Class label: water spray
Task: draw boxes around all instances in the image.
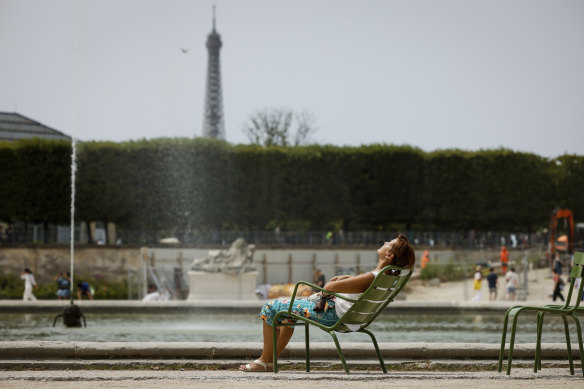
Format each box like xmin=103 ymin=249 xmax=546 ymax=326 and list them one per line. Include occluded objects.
xmin=54 ymin=0 xmax=85 ymax=327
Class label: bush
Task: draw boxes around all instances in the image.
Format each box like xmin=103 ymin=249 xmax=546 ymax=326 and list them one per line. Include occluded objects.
xmin=420 ymin=263 xmax=468 ymax=282
xmin=91 ymin=278 xmax=128 ymax=299
xmin=73 ymin=275 xmax=129 ymax=300
xmin=0 ymin=272 xmax=23 ymax=299
xmin=0 ymin=272 xmax=129 ymax=300
xmin=0 ymin=272 xmax=58 ymax=299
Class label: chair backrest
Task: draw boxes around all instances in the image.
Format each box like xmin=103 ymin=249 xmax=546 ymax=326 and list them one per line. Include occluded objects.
xmin=564 ymin=251 xmax=584 ymax=310
xmin=334 ymin=265 xmax=412 ymax=332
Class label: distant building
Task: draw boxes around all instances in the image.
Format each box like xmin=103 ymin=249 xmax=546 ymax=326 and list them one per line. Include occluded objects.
xmin=0 ymin=112 xmax=71 ymax=142
xmin=202 ymin=6 xmax=225 ymax=140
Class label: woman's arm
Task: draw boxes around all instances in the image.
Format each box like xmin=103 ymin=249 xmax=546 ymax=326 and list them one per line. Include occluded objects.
xmin=328 ymin=275 xmax=352 ymax=282
xmin=324 ymin=272 xmax=375 ymax=294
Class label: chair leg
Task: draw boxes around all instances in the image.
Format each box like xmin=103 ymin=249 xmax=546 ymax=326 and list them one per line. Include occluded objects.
xmin=272 ymin=322 xmax=279 ymax=373
xmin=535 ymin=311 xmax=545 ymax=372
xmin=498 ymin=311 xmax=511 ymax=373
xmin=363 ymin=329 xmax=387 ymax=373
xmin=568 ymin=314 xmax=584 ymax=377
xmin=561 ymin=315 xmax=574 ymax=375
xmin=329 ymin=331 xmax=350 ymax=374
xmin=534 ymin=312 xmax=540 ymax=373
xmin=506 ymin=313 xmax=521 ymax=375
xmin=305 ymin=324 xmax=310 ymax=372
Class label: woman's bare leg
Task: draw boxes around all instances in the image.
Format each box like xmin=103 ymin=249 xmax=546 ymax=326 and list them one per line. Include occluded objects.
xmin=259 ymin=320 xmax=294 ymax=363
xmin=240 ymin=321 xmax=294 ymax=370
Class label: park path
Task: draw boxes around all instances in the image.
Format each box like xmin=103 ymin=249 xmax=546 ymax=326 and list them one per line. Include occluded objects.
xmin=406 ymin=267 xmax=554 ymax=303
xmin=1 ymin=369 xmax=583 ymax=389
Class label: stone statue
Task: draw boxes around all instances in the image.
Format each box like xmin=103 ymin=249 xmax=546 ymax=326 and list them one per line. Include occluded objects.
xmin=190 ymin=238 xmax=256 ymax=275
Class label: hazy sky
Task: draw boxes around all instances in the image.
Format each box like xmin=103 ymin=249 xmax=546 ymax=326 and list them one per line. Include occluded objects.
xmin=1 ymin=0 xmax=583 ymax=157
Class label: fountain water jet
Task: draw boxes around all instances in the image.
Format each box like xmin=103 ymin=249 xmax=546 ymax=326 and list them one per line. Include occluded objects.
xmin=53 ymin=1 xmax=86 ymax=327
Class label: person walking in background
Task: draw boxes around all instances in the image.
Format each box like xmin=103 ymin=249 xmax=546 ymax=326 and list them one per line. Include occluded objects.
xmin=553 ymin=253 xmax=563 ymax=275
xmin=420 ymin=250 xmax=430 ymax=270
xmin=552 ymin=268 xmax=565 ymax=302
xmin=55 ymin=272 xmax=71 ymax=300
xmin=471 ymin=266 xmax=483 ymax=302
xmin=312 ymin=268 xmax=325 ymax=292
xmin=571 ymin=254 xmax=584 ymax=301
xmin=20 ymin=268 xmax=37 ymax=301
xmin=505 ymin=267 xmax=519 ymax=301
xmin=500 ymin=246 xmax=509 ymax=273
xmin=325 ymin=231 xmax=333 ymax=245
xmin=486 ymin=267 xmax=498 ymax=301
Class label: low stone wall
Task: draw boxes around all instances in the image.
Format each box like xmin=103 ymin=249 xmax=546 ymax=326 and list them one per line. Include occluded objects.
xmin=0 ymin=341 xmax=577 ymax=360
xmin=0 ymin=247 xmax=141 ymax=284
xmin=0 ymin=246 xmax=532 ymax=287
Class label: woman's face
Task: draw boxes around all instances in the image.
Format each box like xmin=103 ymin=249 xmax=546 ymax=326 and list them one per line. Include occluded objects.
xmin=377 ymin=239 xmax=397 ymax=259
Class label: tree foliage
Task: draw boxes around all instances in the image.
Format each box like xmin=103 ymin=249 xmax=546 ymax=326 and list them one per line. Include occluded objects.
xmin=1 ymin=139 xmax=582 ymax=237
xmin=243 ymin=108 xmax=317 ymax=147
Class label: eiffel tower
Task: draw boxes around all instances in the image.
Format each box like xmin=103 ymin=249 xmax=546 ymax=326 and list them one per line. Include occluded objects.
xmin=202 ymin=5 xmax=225 ymax=139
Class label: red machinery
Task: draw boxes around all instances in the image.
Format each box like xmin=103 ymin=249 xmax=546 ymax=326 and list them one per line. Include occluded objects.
xmin=549 ymin=208 xmax=575 ymax=256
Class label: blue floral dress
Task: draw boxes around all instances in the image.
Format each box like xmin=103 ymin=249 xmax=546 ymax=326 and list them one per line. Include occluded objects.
xmin=259 ymin=296 xmax=339 ymax=327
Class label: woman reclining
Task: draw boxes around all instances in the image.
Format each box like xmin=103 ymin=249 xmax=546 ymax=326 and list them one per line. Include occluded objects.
xmin=240 ymin=233 xmax=416 ymax=372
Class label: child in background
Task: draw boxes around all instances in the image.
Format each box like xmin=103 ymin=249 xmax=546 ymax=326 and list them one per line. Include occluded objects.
xmin=486 ymin=267 xmax=498 ymax=301
xmin=77 ymin=281 xmax=93 ymax=300
xmin=471 ymin=266 xmax=483 ymax=302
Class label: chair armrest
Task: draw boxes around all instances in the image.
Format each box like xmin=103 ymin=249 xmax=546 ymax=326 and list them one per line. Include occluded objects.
xmin=286 ymin=281 xmax=359 ymax=315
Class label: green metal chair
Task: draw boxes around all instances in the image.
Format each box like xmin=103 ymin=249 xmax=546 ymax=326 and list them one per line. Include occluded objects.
xmin=497 ymin=251 xmax=584 ymax=376
xmin=534 ymin=251 xmax=584 ymax=374
xmin=271 ymin=265 xmax=412 ymax=374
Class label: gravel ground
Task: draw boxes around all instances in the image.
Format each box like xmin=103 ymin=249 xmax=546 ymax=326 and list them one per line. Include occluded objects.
xmin=1 ymin=369 xmax=583 ymax=388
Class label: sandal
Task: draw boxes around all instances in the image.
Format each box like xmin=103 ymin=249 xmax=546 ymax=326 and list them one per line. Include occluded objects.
xmin=240 ymin=359 xmax=273 ymax=372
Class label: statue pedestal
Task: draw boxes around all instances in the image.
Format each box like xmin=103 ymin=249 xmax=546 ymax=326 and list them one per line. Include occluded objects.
xmin=187 ymin=271 xmax=259 ymax=301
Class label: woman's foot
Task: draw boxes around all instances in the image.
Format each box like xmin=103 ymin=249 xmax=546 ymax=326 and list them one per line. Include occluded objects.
xmin=239 ymin=359 xmax=273 ymax=372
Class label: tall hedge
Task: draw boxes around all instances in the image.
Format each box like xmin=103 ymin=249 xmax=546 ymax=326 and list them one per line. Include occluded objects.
xmin=0 ymin=139 xmax=71 ymax=230
xmin=555 ymin=155 xmax=584 ymax=219
xmin=1 ymin=138 xmax=582 ymax=235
